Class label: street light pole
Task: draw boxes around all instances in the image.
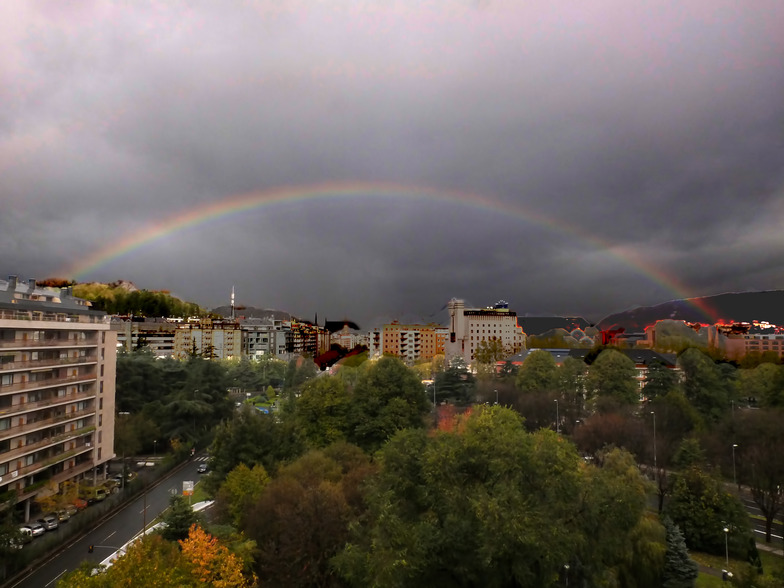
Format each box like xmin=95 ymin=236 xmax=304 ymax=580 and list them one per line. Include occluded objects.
xmin=723 ymin=527 xmax=729 ymax=566
xmin=651 ymin=411 xmax=657 ymax=471
xmin=153 ymin=439 xmax=157 ymax=458
xmin=732 ymin=444 xmax=738 ymax=489
xmin=494 ymin=389 xmax=498 ymax=405
xmin=555 ymin=399 xmax=559 ymax=434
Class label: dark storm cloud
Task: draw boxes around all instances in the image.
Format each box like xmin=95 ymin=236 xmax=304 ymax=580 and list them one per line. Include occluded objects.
xmin=2 ymin=0 xmax=784 ymax=325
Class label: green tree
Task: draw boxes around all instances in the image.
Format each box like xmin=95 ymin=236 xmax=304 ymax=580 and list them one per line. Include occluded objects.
xmin=161 ymin=495 xmax=200 ymax=542
xmin=585 ymin=349 xmax=639 ymax=409
xmin=295 ymin=376 xmax=351 ymax=447
xmin=678 ymin=348 xmax=734 ymax=422
xmin=433 ymin=356 xmax=476 ymax=405
xmin=335 ymin=408 xmax=656 ymax=587
xmin=645 ymin=359 xmax=679 ymax=400
xmin=738 ymin=363 xmax=784 ymax=408
xmin=663 ymin=465 xmax=754 ymax=557
xmin=347 ymin=356 xmax=430 ymax=452
xmin=661 ymin=517 xmax=699 ymax=588
xmin=515 ymin=350 xmax=559 ymax=393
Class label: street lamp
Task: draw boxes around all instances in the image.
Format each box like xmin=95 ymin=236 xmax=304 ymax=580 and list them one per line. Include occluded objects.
xmin=732 ymin=444 xmax=738 ymax=489
xmin=153 ymin=439 xmax=158 ymax=458
xmin=564 ymin=563 xmax=570 ymax=587
xmin=555 ymin=399 xmax=559 ymax=434
xmin=494 ymin=389 xmax=498 ymax=405
xmin=651 ymin=411 xmax=657 ymax=471
xmin=723 ymin=526 xmax=730 ymax=566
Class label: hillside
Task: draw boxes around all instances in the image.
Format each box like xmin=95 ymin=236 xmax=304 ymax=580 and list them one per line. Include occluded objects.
xmin=597 ymin=290 xmax=784 ymax=332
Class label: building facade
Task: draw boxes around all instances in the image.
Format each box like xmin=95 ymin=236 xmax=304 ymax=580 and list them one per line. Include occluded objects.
xmin=173 ymin=318 xmax=242 ymax=360
xmin=370 ymin=321 xmax=448 ymax=364
xmin=0 ymin=276 xmax=116 ymax=520
xmin=445 ymin=299 xmax=526 ymax=365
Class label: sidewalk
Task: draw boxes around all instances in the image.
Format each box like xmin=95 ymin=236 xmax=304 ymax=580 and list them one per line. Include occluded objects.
xmin=757 ymin=542 xmax=784 ymax=557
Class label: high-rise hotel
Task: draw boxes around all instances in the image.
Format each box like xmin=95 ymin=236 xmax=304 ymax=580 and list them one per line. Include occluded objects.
xmin=0 ymin=276 xmax=116 ymax=520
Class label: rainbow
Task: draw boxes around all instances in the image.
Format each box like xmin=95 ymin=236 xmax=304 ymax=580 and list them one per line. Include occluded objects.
xmin=61 ymin=181 xmax=717 ymax=322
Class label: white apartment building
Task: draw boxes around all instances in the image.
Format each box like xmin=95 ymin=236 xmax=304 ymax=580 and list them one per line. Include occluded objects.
xmin=0 ymin=276 xmax=116 ymax=520
xmin=445 ymin=299 xmax=526 ymax=365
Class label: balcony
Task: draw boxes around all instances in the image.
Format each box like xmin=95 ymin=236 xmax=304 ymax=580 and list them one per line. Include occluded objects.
xmin=0 ymin=425 xmax=95 ymax=464
xmin=1 ymin=408 xmax=95 ymax=437
xmin=0 ymin=389 xmax=96 ymax=418
xmin=0 ymin=373 xmax=97 ymax=396
xmin=0 ymin=308 xmax=108 ymax=325
xmin=5 ymin=440 xmax=94 ymax=483
xmin=0 ymin=337 xmax=98 ymax=350
xmin=15 ymin=458 xmax=96 ymax=502
xmin=0 ymin=355 xmax=97 ymax=373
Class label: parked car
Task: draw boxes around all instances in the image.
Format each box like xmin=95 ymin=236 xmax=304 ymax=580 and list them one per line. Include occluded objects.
xmin=72 ymin=498 xmax=88 ymax=512
xmin=56 ymin=509 xmax=71 ymax=523
xmin=38 ymin=514 xmax=59 ymax=531
xmin=197 ymin=463 xmax=208 ymax=474
xmin=22 ymin=521 xmax=45 ymax=537
xmin=15 ymin=526 xmax=34 ymax=546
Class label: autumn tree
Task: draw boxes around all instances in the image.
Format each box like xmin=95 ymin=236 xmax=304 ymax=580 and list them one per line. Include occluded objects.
xmin=180 ymin=525 xmax=255 ymax=587
xmin=216 ymin=464 xmax=270 ymax=528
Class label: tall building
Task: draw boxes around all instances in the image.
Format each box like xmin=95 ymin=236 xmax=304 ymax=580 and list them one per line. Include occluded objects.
xmin=0 ymin=276 xmax=116 ymax=520
xmin=173 ymin=318 xmax=242 ymax=360
xmin=445 ymin=299 xmax=526 ymax=365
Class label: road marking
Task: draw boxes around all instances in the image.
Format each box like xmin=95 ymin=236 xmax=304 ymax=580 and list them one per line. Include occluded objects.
xmin=104 ymin=530 xmax=116 ymax=542
xmin=139 ymin=505 xmax=150 ymax=514
xmin=753 ymin=529 xmax=783 ymax=540
xmin=44 ymin=569 xmax=67 ymax=587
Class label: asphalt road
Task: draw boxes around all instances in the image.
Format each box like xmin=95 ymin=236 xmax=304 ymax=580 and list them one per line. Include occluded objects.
xmin=6 ymin=457 xmax=209 ymax=588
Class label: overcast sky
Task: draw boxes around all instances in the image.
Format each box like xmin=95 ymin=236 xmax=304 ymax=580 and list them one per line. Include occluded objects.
xmin=3 ymin=1 xmax=783 ymax=327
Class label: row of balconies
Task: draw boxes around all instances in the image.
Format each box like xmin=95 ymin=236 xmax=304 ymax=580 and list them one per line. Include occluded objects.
xmin=0 ymin=355 xmax=96 ymax=374
xmin=0 ymin=308 xmax=107 ymax=325
xmin=0 ymin=337 xmax=98 ymax=350
xmin=15 ymin=458 xmax=96 ymax=503
xmin=9 ymin=447 xmax=95 ymax=501
xmin=0 ymin=373 xmax=96 ymax=396
xmin=0 ymin=424 xmax=95 ymax=465
xmin=1 ymin=407 xmax=95 ymax=438
xmin=0 ymin=388 xmax=95 ymax=418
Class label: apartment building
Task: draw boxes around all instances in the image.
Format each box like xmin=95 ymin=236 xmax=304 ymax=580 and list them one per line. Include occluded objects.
xmin=445 ymin=299 xmax=526 ymax=365
xmin=369 ymin=321 xmax=448 ymax=364
xmin=0 ymin=276 xmax=116 ymax=520
xmin=173 ymin=318 xmax=242 ymax=360
xmin=241 ymin=318 xmax=289 ymax=358
xmin=113 ymin=317 xmax=178 ymax=358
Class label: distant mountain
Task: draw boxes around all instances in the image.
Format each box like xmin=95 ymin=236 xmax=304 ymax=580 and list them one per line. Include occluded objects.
xmin=597 ymin=290 xmax=784 ymax=332
xmin=212 ymin=305 xmax=292 ymax=323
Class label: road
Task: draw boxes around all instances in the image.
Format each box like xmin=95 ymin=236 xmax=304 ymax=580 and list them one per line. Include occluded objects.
xmin=6 ymin=457 xmax=209 ymax=588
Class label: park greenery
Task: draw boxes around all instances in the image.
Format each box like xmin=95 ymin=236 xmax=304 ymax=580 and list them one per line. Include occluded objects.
xmin=49 ymin=341 xmax=784 ymax=586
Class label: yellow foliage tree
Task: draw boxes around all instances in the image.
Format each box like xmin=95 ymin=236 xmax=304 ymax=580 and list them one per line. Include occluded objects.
xmin=180 ymin=524 xmax=255 ymax=587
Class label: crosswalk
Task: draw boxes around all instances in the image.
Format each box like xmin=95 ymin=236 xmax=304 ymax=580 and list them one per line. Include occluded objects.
xmin=193 ymin=456 xmax=209 ymax=462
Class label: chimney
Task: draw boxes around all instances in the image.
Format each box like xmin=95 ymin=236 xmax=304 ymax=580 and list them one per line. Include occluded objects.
xmin=28 ymin=278 xmax=36 ymax=290
xmin=8 ymin=275 xmax=17 ymax=289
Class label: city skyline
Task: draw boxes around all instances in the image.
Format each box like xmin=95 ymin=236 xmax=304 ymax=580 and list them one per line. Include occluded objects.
xmin=3 ymin=1 xmax=783 ymax=327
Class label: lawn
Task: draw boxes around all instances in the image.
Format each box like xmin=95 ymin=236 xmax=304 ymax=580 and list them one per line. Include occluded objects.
xmin=692 ymin=546 xmax=784 ymax=585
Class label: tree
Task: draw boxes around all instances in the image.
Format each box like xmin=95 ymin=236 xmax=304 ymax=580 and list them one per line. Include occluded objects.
xmin=179 ymin=525 xmax=255 ymax=587
xmin=244 ymin=448 xmax=371 ymax=587
xmin=661 ymin=517 xmax=699 ymax=588
xmin=515 ymin=349 xmax=559 ymax=393
xmin=585 ymin=349 xmax=639 ymax=408
xmin=160 ymin=495 xmax=200 ymax=542
xmin=663 ymin=465 xmax=754 ymax=558
xmin=645 ymin=359 xmax=679 ymax=400
xmin=733 ymin=408 xmax=784 ymax=543
xmin=474 ymin=339 xmax=510 ymax=370
xmin=738 ymin=363 xmax=784 ymax=408
xmin=347 ymin=356 xmax=430 ymax=452
xmin=295 ymin=376 xmax=351 ymax=447
xmin=678 ymin=348 xmax=734 ymax=422
xmin=335 ymin=408 xmax=658 ymax=587
xmin=433 ymin=356 xmax=476 ymax=405
xmin=216 ymin=464 xmax=270 ymax=528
